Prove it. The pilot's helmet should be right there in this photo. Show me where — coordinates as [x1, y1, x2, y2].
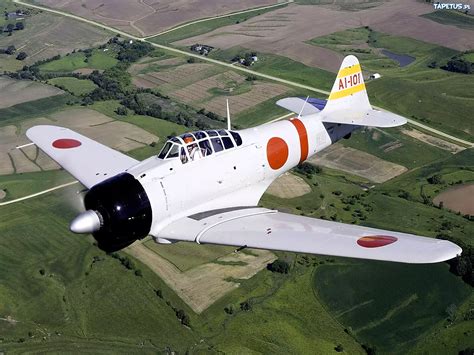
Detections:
[183, 136, 194, 144]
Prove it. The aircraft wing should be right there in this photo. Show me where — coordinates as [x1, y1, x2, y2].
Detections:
[26, 125, 139, 188]
[157, 207, 461, 264]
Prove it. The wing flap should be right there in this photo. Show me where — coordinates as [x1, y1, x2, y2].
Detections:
[157, 208, 461, 264]
[27, 125, 138, 188]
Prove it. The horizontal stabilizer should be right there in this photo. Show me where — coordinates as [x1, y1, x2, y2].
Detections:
[276, 97, 324, 116]
[321, 109, 407, 127]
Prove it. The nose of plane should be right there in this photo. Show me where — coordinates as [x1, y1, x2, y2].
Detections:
[70, 210, 102, 234]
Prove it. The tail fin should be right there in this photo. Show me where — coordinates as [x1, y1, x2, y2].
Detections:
[321, 55, 406, 127]
[324, 55, 370, 113]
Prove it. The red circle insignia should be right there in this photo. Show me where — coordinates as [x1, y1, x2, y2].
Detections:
[357, 235, 398, 248]
[52, 138, 82, 149]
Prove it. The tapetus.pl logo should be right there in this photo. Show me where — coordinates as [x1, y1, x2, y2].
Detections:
[433, 2, 471, 10]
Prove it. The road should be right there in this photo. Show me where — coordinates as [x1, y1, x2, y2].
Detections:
[0, 181, 79, 206]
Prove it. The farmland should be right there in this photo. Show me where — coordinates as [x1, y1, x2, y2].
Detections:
[48, 77, 97, 96]
[0, 11, 111, 71]
[40, 51, 118, 72]
[0, 77, 63, 109]
[34, 0, 281, 37]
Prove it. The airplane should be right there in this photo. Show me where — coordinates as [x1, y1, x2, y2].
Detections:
[26, 55, 462, 263]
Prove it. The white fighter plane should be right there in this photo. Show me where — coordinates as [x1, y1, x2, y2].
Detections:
[27, 55, 461, 263]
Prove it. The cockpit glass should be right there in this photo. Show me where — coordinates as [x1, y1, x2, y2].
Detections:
[194, 131, 207, 139]
[166, 144, 180, 159]
[222, 136, 234, 149]
[211, 137, 224, 152]
[158, 142, 172, 159]
[207, 130, 218, 137]
[230, 131, 242, 146]
[199, 139, 213, 156]
[218, 129, 228, 136]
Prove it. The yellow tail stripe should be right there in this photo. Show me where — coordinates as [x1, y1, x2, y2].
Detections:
[328, 83, 366, 100]
[337, 64, 362, 78]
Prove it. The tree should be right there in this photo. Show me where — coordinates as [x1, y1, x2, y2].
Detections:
[155, 289, 163, 298]
[181, 314, 190, 326]
[5, 45, 16, 55]
[446, 303, 457, 322]
[187, 57, 195, 63]
[134, 269, 142, 277]
[115, 106, 128, 116]
[15, 22, 24, 30]
[6, 23, 14, 33]
[267, 259, 290, 274]
[427, 174, 443, 184]
[240, 300, 252, 311]
[16, 52, 27, 61]
[335, 344, 344, 352]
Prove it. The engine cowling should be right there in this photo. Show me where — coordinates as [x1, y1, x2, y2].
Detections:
[71, 173, 152, 252]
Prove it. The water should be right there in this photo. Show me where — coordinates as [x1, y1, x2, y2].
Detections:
[381, 49, 415, 67]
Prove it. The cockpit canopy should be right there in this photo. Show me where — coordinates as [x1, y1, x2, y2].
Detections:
[158, 130, 243, 164]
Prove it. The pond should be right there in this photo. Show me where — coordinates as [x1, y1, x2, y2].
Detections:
[381, 49, 415, 67]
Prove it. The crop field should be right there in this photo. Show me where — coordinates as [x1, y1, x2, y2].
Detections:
[421, 10, 474, 30]
[341, 127, 452, 169]
[48, 77, 98, 96]
[433, 183, 474, 215]
[35, 0, 278, 37]
[315, 259, 472, 353]
[266, 172, 312, 198]
[127, 241, 276, 313]
[40, 51, 118, 72]
[309, 142, 407, 183]
[128, 58, 290, 122]
[0, 108, 158, 175]
[0, 77, 63, 109]
[175, 1, 472, 76]
[0, 12, 110, 70]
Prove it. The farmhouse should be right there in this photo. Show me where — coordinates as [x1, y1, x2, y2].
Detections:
[370, 73, 381, 79]
[190, 44, 213, 56]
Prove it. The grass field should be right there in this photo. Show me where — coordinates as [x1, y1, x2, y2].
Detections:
[310, 27, 473, 142]
[0, 94, 74, 127]
[144, 241, 235, 271]
[315, 259, 472, 353]
[341, 127, 451, 169]
[421, 10, 474, 30]
[0, 170, 72, 201]
[48, 77, 97, 96]
[40, 51, 117, 72]
[149, 4, 288, 45]
[210, 47, 335, 92]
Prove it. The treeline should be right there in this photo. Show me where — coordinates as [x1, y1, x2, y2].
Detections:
[438, 235, 474, 287]
[6, 36, 227, 130]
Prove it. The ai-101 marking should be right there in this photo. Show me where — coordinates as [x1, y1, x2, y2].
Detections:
[26, 56, 461, 263]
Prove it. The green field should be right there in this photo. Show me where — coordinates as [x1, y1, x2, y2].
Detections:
[341, 127, 451, 169]
[210, 47, 335, 91]
[149, 4, 287, 45]
[144, 240, 235, 271]
[315, 260, 472, 353]
[422, 10, 474, 30]
[40, 51, 117, 72]
[0, 94, 74, 127]
[0, 170, 73, 201]
[310, 28, 473, 142]
[48, 77, 98, 96]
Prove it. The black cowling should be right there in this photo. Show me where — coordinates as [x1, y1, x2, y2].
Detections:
[84, 173, 152, 252]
